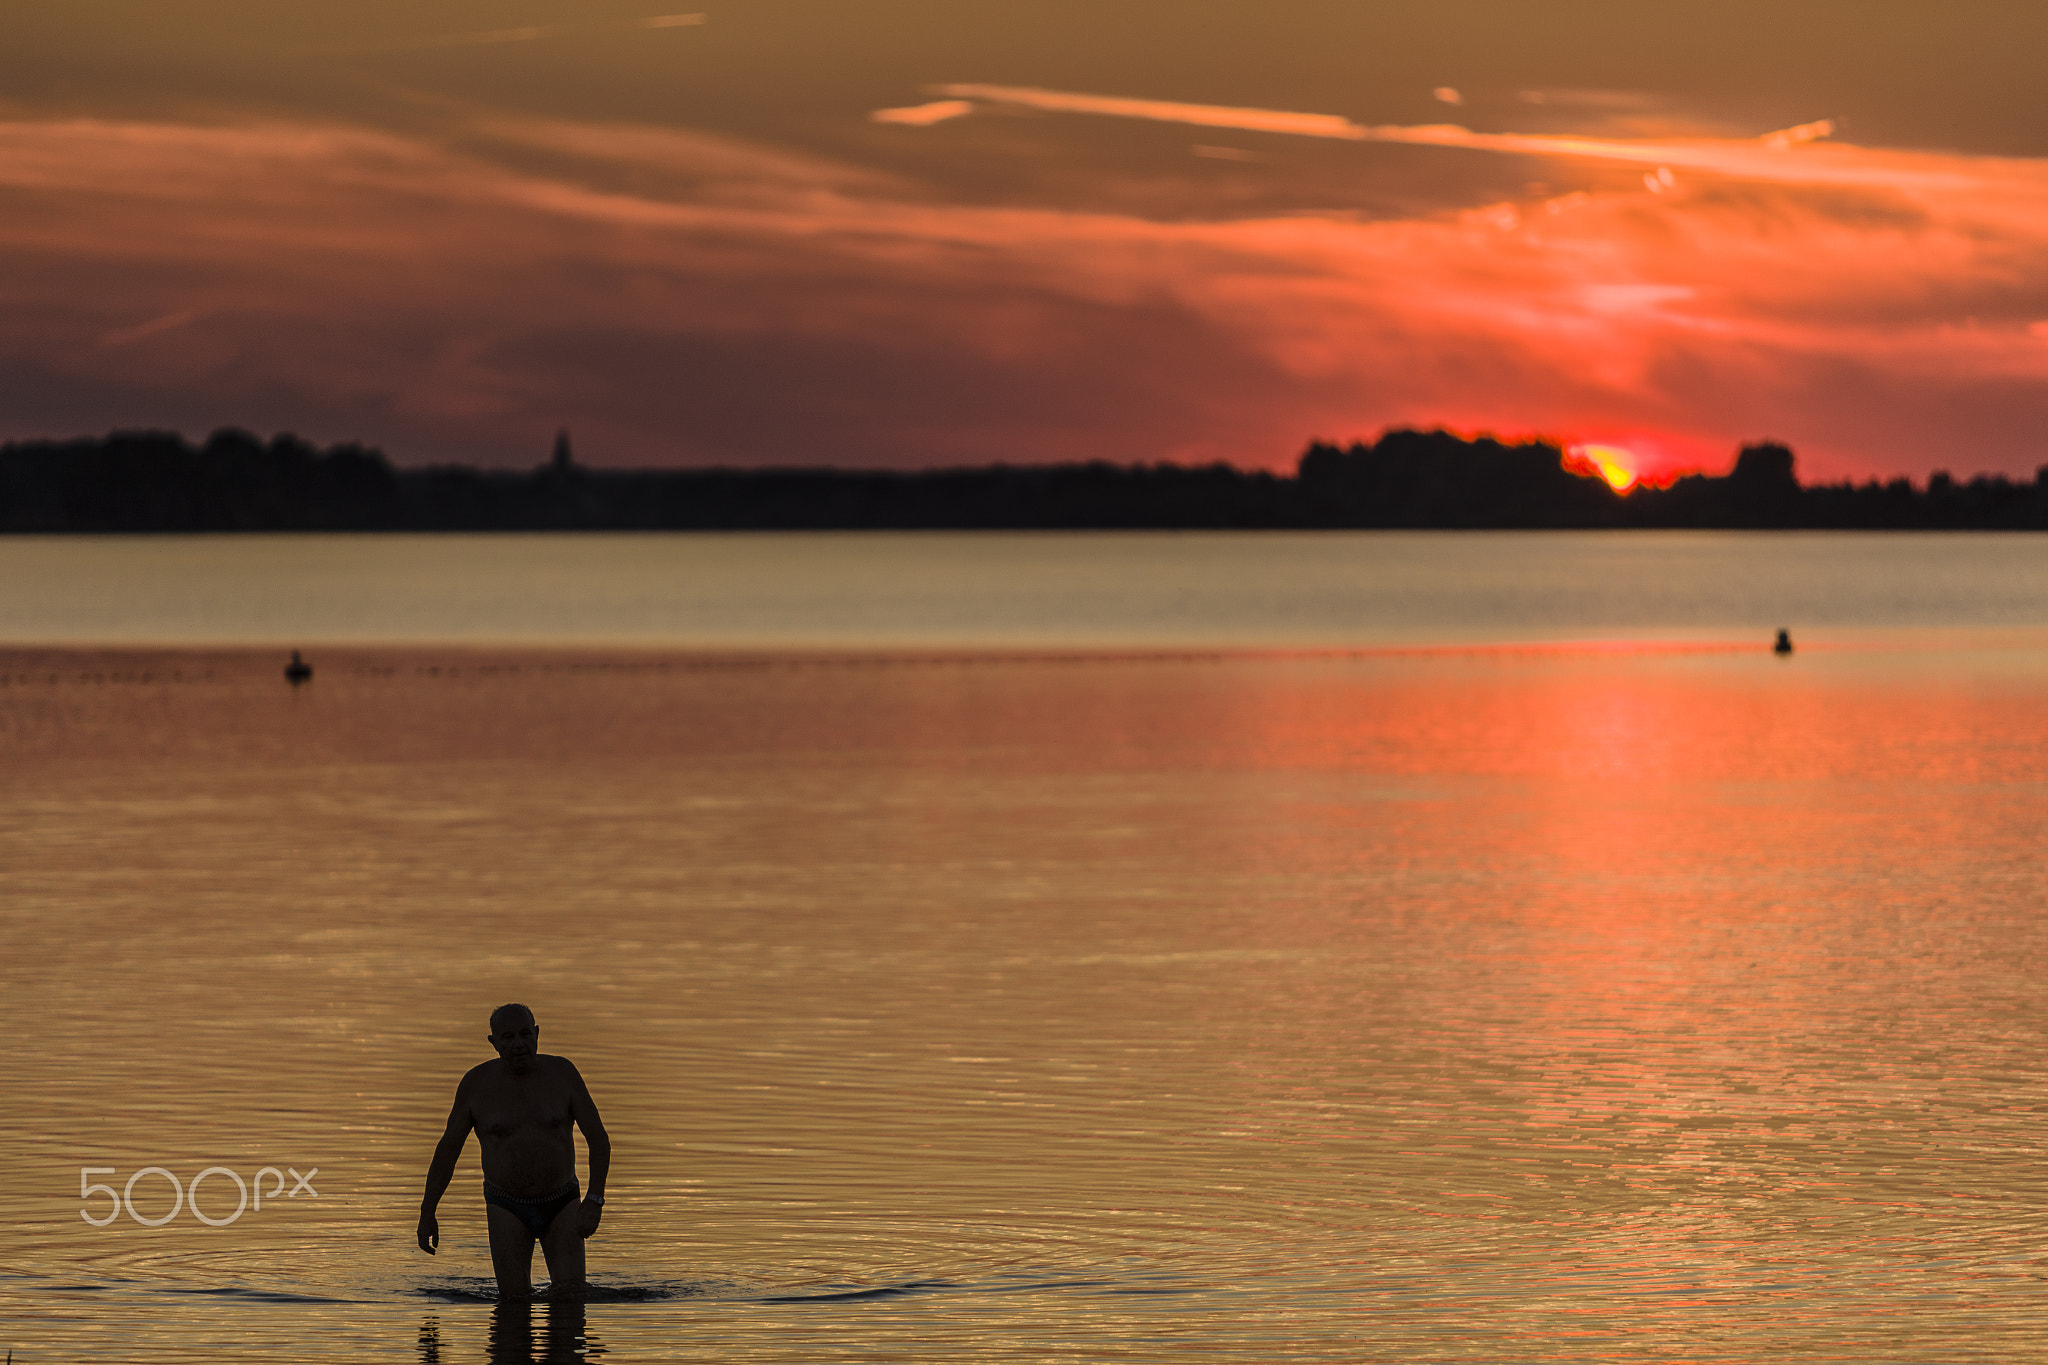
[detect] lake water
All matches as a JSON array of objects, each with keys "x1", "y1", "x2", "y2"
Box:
[
  {"x1": 4, "y1": 532, "x2": 2047, "y2": 1362},
  {"x1": 7, "y1": 530, "x2": 2048, "y2": 648}
]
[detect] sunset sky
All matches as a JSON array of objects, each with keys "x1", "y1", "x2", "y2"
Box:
[{"x1": 6, "y1": 1, "x2": 2048, "y2": 482}]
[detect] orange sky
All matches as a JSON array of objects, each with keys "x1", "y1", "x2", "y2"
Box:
[{"x1": 4, "y1": 2, "x2": 2048, "y2": 480}]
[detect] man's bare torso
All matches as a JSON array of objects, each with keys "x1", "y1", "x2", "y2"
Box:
[{"x1": 461, "y1": 1054, "x2": 584, "y2": 1196}]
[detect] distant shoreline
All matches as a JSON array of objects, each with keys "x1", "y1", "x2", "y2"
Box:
[{"x1": 5, "y1": 427, "x2": 2047, "y2": 531}]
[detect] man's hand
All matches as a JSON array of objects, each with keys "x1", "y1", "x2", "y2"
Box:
[
  {"x1": 577, "y1": 1199, "x2": 603, "y2": 1239},
  {"x1": 417, "y1": 1210, "x2": 439, "y2": 1254}
]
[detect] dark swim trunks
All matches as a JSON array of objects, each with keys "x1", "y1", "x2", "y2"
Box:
[{"x1": 482, "y1": 1179, "x2": 579, "y2": 1237}]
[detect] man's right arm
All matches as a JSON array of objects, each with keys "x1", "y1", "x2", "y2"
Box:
[{"x1": 416, "y1": 1080, "x2": 473, "y2": 1255}]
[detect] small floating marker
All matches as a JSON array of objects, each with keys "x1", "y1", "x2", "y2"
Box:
[
  {"x1": 1773, "y1": 628, "x2": 1793, "y2": 656},
  {"x1": 285, "y1": 650, "x2": 313, "y2": 686}
]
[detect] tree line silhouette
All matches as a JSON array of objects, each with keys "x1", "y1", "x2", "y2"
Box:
[{"x1": 3, "y1": 426, "x2": 2047, "y2": 531}]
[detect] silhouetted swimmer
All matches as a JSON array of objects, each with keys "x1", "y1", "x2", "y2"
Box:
[
  {"x1": 1774, "y1": 628, "x2": 1794, "y2": 656},
  {"x1": 418, "y1": 1005, "x2": 611, "y2": 1299},
  {"x1": 285, "y1": 650, "x2": 312, "y2": 685}
]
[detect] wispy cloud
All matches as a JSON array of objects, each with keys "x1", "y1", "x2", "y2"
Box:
[
  {"x1": 1760, "y1": 119, "x2": 1836, "y2": 149},
  {"x1": 341, "y1": 26, "x2": 558, "y2": 54},
  {"x1": 1519, "y1": 89, "x2": 1658, "y2": 110},
  {"x1": 476, "y1": 115, "x2": 891, "y2": 190},
  {"x1": 98, "y1": 309, "x2": 205, "y2": 348},
  {"x1": 315, "y1": 15, "x2": 704, "y2": 57},
  {"x1": 927, "y1": 84, "x2": 1373, "y2": 142},
  {"x1": 870, "y1": 100, "x2": 975, "y2": 128},
  {"x1": 922, "y1": 83, "x2": 1854, "y2": 187}
]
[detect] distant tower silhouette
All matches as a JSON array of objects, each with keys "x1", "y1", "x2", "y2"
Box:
[
  {"x1": 285, "y1": 649, "x2": 312, "y2": 686},
  {"x1": 551, "y1": 429, "x2": 574, "y2": 472},
  {"x1": 1773, "y1": 628, "x2": 1793, "y2": 656}
]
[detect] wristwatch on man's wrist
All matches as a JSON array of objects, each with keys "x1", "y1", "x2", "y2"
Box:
[{"x1": 585, "y1": 1193, "x2": 605, "y2": 1206}]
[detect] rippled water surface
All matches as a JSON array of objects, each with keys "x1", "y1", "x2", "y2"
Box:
[{"x1": 4, "y1": 534, "x2": 2048, "y2": 1361}]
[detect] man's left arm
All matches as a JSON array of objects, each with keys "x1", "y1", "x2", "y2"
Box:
[{"x1": 567, "y1": 1061, "x2": 611, "y2": 1238}]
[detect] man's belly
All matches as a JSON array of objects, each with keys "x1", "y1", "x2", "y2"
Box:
[{"x1": 477, "y1": 1132, "x2": 578, "y2": 1196}]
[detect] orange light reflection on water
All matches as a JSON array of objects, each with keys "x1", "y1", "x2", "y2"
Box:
[{"x1": 1218, "y1": 648, "x2": 2048, "y2": 1303}]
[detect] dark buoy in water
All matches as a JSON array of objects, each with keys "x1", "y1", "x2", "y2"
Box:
[
  {"x1": 285, "y1": 650, "x2": 312, "y2": 686},
  {"x1": 1773, "y1": 628, "x2": 1793, "y2": 656}
]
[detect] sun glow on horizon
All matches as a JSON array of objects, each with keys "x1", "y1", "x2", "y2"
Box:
[{"x1": 1567, "y1": 444, "x2": 1639, "y2": 492}]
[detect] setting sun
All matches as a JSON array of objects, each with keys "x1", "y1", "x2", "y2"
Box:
[{"x1": 1567, "y1": 444, "x2": 1639, "y2": 493}]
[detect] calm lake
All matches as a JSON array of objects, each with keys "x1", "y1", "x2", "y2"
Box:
[{"x1": 4, "y1": 532, "x2": 2047, "y2": 1362}]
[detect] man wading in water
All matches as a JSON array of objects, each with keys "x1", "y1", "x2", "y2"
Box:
[{"x1": 416, "y1": 1004, "x2": 611, "y2": 1298}]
